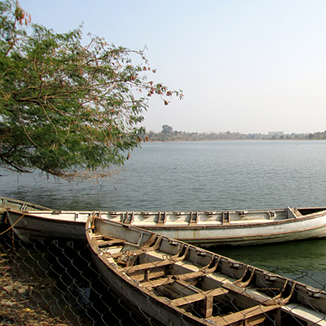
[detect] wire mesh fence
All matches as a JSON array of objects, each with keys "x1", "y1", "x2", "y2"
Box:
[
  {"x1": 0, "y1": 229, "x2": 147, "y2": 326},
  {"x1": 1, "y1": 226, "x2": 326, "y2": 326}
]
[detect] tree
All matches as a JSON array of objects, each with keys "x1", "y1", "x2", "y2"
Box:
[
  {"x1": 0, "y1": 1, "x2": 182, "y2": 180},
  {"x1": 162, "y1": 125, "x2": 173, "y2": 134}
]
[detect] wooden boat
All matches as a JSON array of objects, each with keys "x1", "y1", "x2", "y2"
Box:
[
  {"x1": 0, "y1": 196, "x2": 51, "y2": 227},
  {"x1": 6, "y1": 206, "x2": 326, "y2": 246},
  {"x1": 86, "y1": 216, "x2": 326, "y2": 326}
]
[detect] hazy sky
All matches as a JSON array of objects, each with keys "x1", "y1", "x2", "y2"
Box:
[{"x1": 20, "y1": 0, "x2": 326, "y2": 134}]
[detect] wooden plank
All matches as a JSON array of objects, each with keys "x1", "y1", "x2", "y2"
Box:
[
  {"x1": 125, "y1": 269, "x2": 166, "y2": 282},
  {"x1": 140, "y1": 277, "x2": 174, "y2": 288},
  {"x1": 124, "y1": 259, "x2": 173, "y2": 273},
  {"x1": 170, "y1": 288, "x2": 228, "y2": 307},
  {"x1": 204, "y1": 295, "x2": 214, "y2": 318},
  {"x1": 210, "y1": 304, "x2": 279, "y2": 326},
  {"x1": 173, "y1": 271, "x2": 206, "y2": 281},
  {"x1": 96, "y1": 238, "x2": 125, "y2": 247}
]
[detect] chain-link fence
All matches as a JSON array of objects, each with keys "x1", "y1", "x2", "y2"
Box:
[
  {"x1": 0, "y1": 229, "x2": 148, "y2": 326},
  {"x1": 1, "y1": 227, "x2": 326, "y2": 326}
]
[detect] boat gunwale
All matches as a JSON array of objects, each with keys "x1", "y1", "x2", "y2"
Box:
[
  {"x1": 7, "y1": 209, "x2": 86, "y2": 225},
  {"x1": 7, "y1": 207, "x2": 326, "y2": 230}
]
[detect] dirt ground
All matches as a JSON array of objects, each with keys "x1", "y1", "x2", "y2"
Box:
[{"x1": 0, "y1": 245, "x2": 69, "y2": 326}]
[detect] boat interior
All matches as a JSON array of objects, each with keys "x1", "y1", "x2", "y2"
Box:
[
  {"x1": 89, "y1": 219, "x2": 326, "y2": 326},
  {"x1": 94, "y1": 206, "x2": 326, "y2": 226}
]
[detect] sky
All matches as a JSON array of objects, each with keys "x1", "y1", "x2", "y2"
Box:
[{"x1": 19, "y1": 0, "x2": 326, "y2": 134}]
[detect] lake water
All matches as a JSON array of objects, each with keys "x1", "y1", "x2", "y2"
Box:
[{"x1": 1, "y1": 140, "x2": 326, "y2": 288}]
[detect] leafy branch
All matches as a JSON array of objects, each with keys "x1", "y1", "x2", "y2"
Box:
[{"x1": 0, "y1": 0, "x2": 183, "y2": 180}]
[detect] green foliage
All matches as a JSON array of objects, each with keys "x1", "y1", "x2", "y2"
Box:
[
  {"x1": 0, "y1": 1, "x2": 182, "y2": 180},
  {"x1": 162, "y1": 125, "x2": 173, "y2": 134}
]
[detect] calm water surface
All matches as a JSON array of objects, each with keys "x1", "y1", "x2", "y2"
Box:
[{"x1": 1, "y1": 140, "x2": 326, "y2": 287}]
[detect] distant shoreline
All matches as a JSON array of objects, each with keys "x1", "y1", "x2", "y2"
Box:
[
  {"x1": 146, "y1": 138, "x2": 315, "y2": 143},
  {"x1": 145, "y1": 130, "x2": 323, "y2": 142},
  {"x1": 143, "y1": 134, "x2": 326, "y2": 142}
]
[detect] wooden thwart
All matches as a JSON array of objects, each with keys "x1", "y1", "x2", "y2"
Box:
[
  {"x1": 171, "y1": 287, "x2": 228, "y2": 307},
  {"x1": 96, "y1": 238, "x2": 125, "y2": 247},
  {"x1": 141, "y1": 276, "x2": 175, "y2": 288},
  {"x1": 124, "y1": 259, "x2": 173, "y2": 274}
]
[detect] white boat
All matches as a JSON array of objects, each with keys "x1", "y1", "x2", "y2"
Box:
[
  {"x1": 6, "y1": 206, "x2": 326, "y2": 246},
  {"x1": 86, "y1": 216, "x2": 326, "y2": 325}
]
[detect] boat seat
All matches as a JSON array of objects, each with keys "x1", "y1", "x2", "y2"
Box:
[
  {"x1": 140, "y1": 276, "x2": 175, "y2": 288},
  {"x1": 124, "y1": 259, "x2": 173, "y2": 274},
  {"x1": 170, "y1": 287, "x2": 228, "y2": 307},
  {"x1": 96, "y1": 238, "x2": 125, "y2": 248},
  {"x1": 171, "y1": 285, "x2": 229, "y2": 318}
]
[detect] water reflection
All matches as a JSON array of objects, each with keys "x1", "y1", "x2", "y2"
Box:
[{"x1": 3, "y1": 140, "x2": 326, "y2": 212}]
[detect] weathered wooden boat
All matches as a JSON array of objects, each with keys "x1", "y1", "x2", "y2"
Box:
[
  {"x1": 86, "y1": 216, "x2": 326, "y2": 326},
  {"x1": 0, "y1": 196, "x2": 51, "y2": 227},
  {"x1": 6, "y1": 206, "x2": 326, "y2": 246}
]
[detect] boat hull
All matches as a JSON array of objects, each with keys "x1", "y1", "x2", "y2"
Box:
[
  {"x1": 90, "y1": 250, "x2": 196, "y2": 325},
  {"x1": 86, "y1": 217, "x2": 326, "y2": 326},
  {"x1": 6, "y1": 210, "x2": 85, "y2": 242},
  {"x1": 7, "y1": 207, "x2": 326, "y2": 246},
  {"x1": 146, "y1": 219, "x2": 326, "y2": 247}
]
